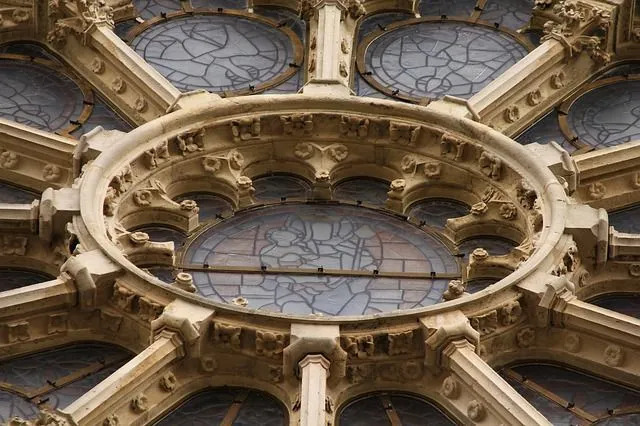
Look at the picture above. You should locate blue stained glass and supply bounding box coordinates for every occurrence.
[588,294,640,319]
[408,198,469,228]
[0,182,38,203]
[0,390,39,423]
[192,0,248,9]
[0,269,54,292]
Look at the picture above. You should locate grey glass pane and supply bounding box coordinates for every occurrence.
[44,363,124,410]
[192,0,247,9]
[253,175,311,202]
[234,391,286,425]
[174,192,232,221]
[185,204,458,272]
[355,73,393,99]
[0,390,39,423]
[72,96,132,137]
[0,343,130,391]
[597,413,640,425]
[568,81,640,148]
[479,0,532,30]
[0,269,54,292]
[365,22,527,99]
[131,15,294,93]
[419,0,476,17]
[339,395,390,426]
[136,226,187,250]
[588,294,640,319]
[333,178,389,207]
[134,0,182,20]
[263,68,302,94]
[147,266,175,283]
[0,43,60,63]
[358,13,413,43]
[516,110,577,153]
[0,182,38,203]
[193,272,449,315]
[597,62,640,80]
[254,6,306,41]
[502,375,580,426]
[609,205,640,234]
[390,395,455,425]
[114,19,138,39]
[457,237,516,256]
[523,30,542,46]
[0,60,84,132]
[512,364,640,417]
[408,198,469,228]
[466,278,497,293]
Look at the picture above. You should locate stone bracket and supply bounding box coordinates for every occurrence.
[524,142,578,194]
[39,187,81,243]
[565,204,608,266]
[150,299,212,358]
[536,274,576,327]
[420,310,479,373]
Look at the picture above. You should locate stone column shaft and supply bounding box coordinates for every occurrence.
[299,354,330,426]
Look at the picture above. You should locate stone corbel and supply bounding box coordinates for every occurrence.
[466,248,519,280]
[535,274,576,327]
[565,204,608,266]
[150,299,211,357]
[283,323,347,384]
[444,202,525,245]
[116,231,174,267]
[524,142,577,194]
[73,126,127,178]
[60,249,122,310]
[421,310,479,374]
[0,199,39,235]
[39,187,81,244]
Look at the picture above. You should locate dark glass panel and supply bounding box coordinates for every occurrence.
[339,395,390,426]
[609,205,640,234]
[0,390,39,423]
[390,394,455,425]
[253,175,310,202]
[457,237,516,257]
[596,413,640,425]
[173,192,232,221]
[408,198,470,228]
[0,43,60,62]
[479,0,532,30]
[136,226,187,250]
[597,62,640,80]
[333,178,389,207]
[0,269,55,292]
[588,294,640,319]
[234,391,286,425]
[419,0,476,17]
[364,22,526,99]
[466,278,498,293]
[0,60,84,132]
[357,13,413,43]
[114,19,138,39]
[568,81,640,148]
[0,182,38,203]
[72,96,132,137]
[516,110,576,153]
[134,0,182,20]
[44,363,124,409]
[191,0,248,9]
[147,266,175,283]
[131,15,295,93]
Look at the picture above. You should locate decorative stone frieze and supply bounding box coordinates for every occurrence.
[282,114,314,136]
[212,321,242,350]
[339,115,369,138]
[389,121,420,145]
[441,376,460,399]
[231,117,261,142]
[255,330,286,359]
[604,344,624,366]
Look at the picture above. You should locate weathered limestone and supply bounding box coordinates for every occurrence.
[299,354,331,426]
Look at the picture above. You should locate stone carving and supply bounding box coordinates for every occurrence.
[424,162,441,178]
[325,396,334,413]
[111,76,126,93]
[130,393,148,413]
[527,89,542,106]
[134,96,147,113]
[176,128,205,155]
[499,301,522,325]
[100,311,123,332]
[228,150,245,170]
[282,114,314,136]
[389,178,406,193]
[471,248,489,263]
[470,201,488,215]
[213,321,242,349]
[269,365,283,383]
[629,264,640,277]
[112,282,136,311]
[564,332,581,352]
[90,57,105,74]
[133,189,152,206]
[293,142,349,162]
[1,235,28,255]
[441,133,466,160]
[467,400,486,422]
[341,335,375,358]
[12,8,30,23]
[340,115,369,138]
[587,182,606,199]
[400,361,423,380]
[339,61,348,77]
[47,313,67,334]
[43,164,62,182]
[441,376,459,399]
[0,150,19,169]
[202,156,222,174]
[103,187,118,216]
[388,330,414,355]
[201,356,217,372]
[159,372,177,392]
[111,165,133,195]
[347,0,366,19]
[400,155,418,173]
[499,202,518,220]
[142,140,169,169]
[390,121,420,145]
[294,142,314,159]
[550,71,565,89]
[516,179,537,209]
[103,414,119,426]
[6,321,29,343]
[346,364,374,383]
[443,279,466,301]
[255,330,286,358]
[341,38,349,54]
[174,272,196,292]
[604,344,624,366]
[231,117,261,142]
[516,327,535,348]
[232,296,249,307]
[478,151,502,180]
[328,144,348,162]
[471,311,498,335]
[138,296,164,321]
[308,54,316,73]
[503,105,520,123]
[573,36,611,65]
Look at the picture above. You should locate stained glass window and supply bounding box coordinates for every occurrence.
[502,363,640,425]
[71,96,132,137]
[339,393,455,425]
[253,175,311,202]
[408,198,469,228]
[588,294,640,319]
[0,343,132,423]
[174,192,232,221]
[419,0,476,17]
[609,205,640,234]
[479,0,532,30]
[136,226,188,250]
[134,0,182,20]
[361,22,527,100]
[457,236,517,257]
[154,387,285,425]
[0,269,54,292]
[516,110,577,153]
[333,178,389,207]
[0,182,38,204]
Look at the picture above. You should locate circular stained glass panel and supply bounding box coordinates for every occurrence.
[131,15,295,92]
[0,60,84,132]
[363,22,527,99]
